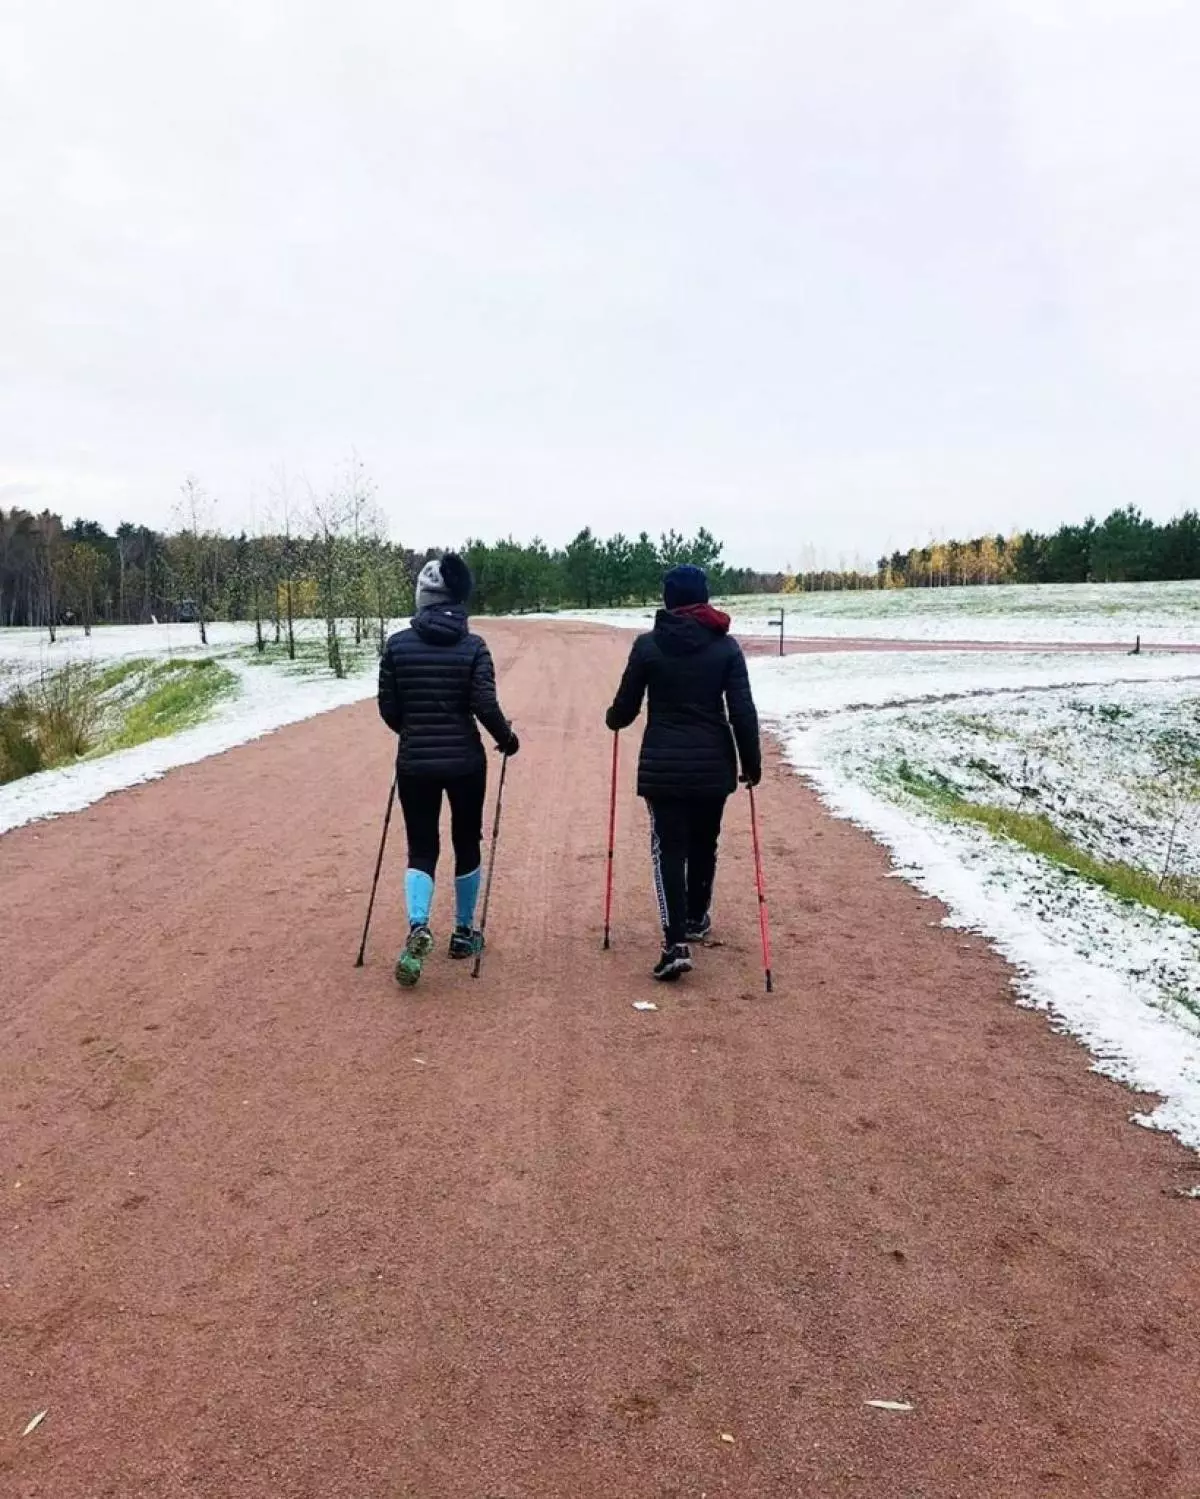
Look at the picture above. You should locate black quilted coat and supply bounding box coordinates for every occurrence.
[606,609,762,799]
[377,607,511,777]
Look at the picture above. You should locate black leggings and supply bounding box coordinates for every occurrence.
[648,796,727,946]
[397,769,486,878]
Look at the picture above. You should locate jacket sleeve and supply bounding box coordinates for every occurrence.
[470,639,512,747]
[725,643,762,781]
[606,639,648,731]
[377,644,404,735]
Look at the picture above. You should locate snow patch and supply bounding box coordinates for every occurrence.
[0,632,382,836]
[752,651,1200,1152]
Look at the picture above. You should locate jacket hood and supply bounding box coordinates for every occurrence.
[652,604,731,656]
[412,603,470,645]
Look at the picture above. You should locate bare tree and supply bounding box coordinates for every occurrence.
[32,513,64,642]
[306,479,352,679]
[341,450,384,648]
[62,543,104,636]
[365,535,412,655]
[1150,727,1200,893]
[242,500,273,655]
[116,521,135,623]
[172,476,217,645]
[269,464,299,660]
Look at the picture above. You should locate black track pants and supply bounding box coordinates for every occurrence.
[647,796,727,947]
[397,769,486,878]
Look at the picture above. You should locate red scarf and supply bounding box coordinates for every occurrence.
[671,602,731,635]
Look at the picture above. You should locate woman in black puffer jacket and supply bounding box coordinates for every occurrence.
[606,564,761,982]
[378,553,518,987]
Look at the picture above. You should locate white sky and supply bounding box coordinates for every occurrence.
[2,0,1197,567]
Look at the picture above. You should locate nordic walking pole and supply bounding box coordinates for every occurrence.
[355,774,397,967]
[472,752,510,980]
[747,783,774,993]
[603,730,619,949]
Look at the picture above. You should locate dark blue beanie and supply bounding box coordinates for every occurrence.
[663,564,710,610]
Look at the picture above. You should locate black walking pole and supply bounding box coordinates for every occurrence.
[472,752,510,980]
[354,774,397,967]
[603,730,619,950]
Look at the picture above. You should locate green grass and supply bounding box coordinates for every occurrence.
[0,656,241,784]
[0,661,101,782]
[894,760,1200,931]
[238,635,373,677]
[101,659,237,752]
[94,657,151,692]
[0,691,43,781]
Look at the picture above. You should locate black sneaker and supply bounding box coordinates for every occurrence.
[685,914,712,944]
[395,924,435,987]
[652,944,693,982]
[448,925,483,960]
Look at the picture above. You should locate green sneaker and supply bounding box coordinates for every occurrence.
[395,924,435,988]
[448,925,484,960]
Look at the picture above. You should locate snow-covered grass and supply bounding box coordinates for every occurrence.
[872,686,1200,889]
[0,620,265,676]
[742,646,1200,718]
[529,578,1200,645]
[0,620,387,835]
[751,648,1200,1152]
[99,658,240,752]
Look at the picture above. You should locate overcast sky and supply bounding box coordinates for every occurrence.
[2,0,1197,567]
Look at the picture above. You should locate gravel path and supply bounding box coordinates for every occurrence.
[2,619,1198,1497]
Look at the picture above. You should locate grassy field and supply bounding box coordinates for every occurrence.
[0,657,237,784]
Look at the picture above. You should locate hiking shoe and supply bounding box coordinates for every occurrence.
[448,925,484,960]
[685,914,713,944]
[395,924,435,988]
[652,944,693,982]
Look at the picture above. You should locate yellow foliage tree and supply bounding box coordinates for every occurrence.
[278,576,319,618]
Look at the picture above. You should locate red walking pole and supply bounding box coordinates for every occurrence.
[748,784,773,993]
[603,731,619,949]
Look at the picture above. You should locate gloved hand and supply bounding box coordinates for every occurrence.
[605,707,619,733]
[500,729,520,758]
[741,766,762,789]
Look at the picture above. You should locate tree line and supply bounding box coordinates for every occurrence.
[463,527,757,613]
[0,461,418,678]
[0,475,745,674]
[876,507,1200,589]
[5,492,1200,662]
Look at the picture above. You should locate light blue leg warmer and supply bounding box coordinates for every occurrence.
[405,869,434,928]
[455,868,482,929]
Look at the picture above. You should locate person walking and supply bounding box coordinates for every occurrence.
[378,553,519,988]
[605,563,762,981]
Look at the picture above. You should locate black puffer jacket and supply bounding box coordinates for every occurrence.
[606,608,762,799]
[378,606,512,777]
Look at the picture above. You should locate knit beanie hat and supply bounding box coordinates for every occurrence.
[663,563,710,611]
[416,553,473,611]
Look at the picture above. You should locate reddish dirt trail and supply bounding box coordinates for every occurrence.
[2,619,1199,1498]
